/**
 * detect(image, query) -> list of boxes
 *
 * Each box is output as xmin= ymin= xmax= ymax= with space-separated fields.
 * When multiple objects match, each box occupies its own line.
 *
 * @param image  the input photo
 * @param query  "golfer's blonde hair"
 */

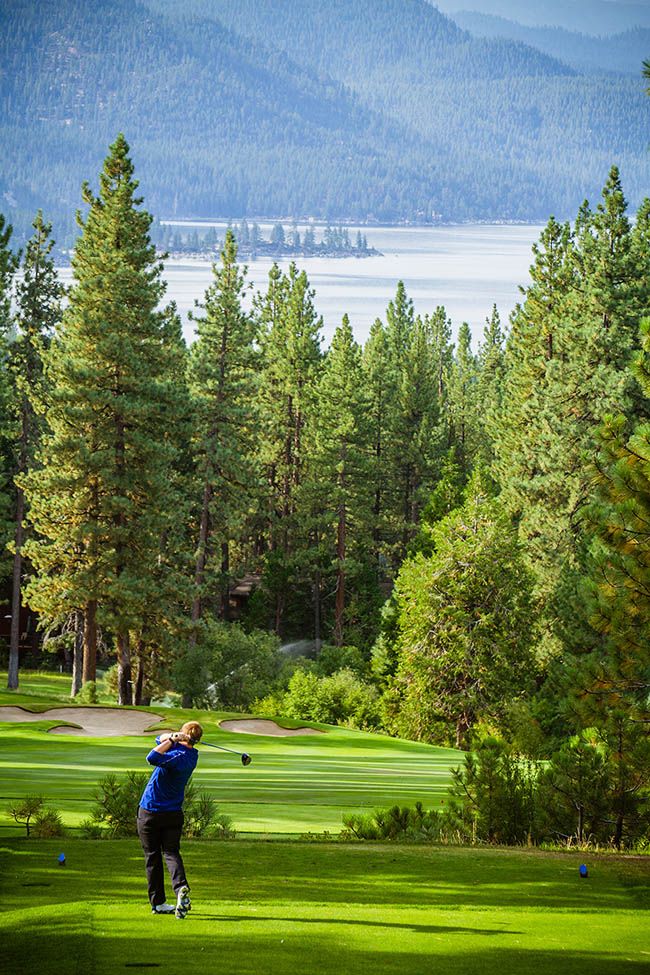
xmin=181 ymin=720 xmax=203 ymax=743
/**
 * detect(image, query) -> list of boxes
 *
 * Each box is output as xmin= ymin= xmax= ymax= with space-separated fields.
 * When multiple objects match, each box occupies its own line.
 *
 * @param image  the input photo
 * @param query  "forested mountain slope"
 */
xmin=148 ymin=0 xmax=649 ymax=216
xmin=1 ymin=0 xmax=648 ymax=244
xmin=453 ymin=12 xmax=650 ymax=75
xmin=0 ymin=0 xmax=455 ymax=244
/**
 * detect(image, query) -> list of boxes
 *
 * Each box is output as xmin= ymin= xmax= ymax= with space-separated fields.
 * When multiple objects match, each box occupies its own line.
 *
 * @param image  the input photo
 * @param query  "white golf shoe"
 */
xmin=151 ymin=903 xmax=175 ymax=914
xmin=175 ymin=885 xmax=191 ymax=919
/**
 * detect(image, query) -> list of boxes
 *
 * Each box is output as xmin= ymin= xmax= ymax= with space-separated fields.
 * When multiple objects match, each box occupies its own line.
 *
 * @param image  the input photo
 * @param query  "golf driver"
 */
xmin=201 ymin=740 xmax=252 ymax=766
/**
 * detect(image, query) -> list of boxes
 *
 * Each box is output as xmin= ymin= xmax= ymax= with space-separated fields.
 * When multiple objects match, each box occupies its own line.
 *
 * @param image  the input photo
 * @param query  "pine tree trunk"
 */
xmin=274 ymin=593 xmax=284 ymax=638
xmin=7 ymin=404 xmax=29 ymax=691
xmin=192 ymin=480 xmax=212 ymax=625
xmin=82 ymin=600 xmax=97 ymax=684
xmin=577 ymin=805 xmax=584 ymax=845
xmin=7 ymin=488 xmax=24 ymax=690
xmin=132 ymin=640 xmax=145 ymax=705
xmin=71 ymin=610 xmax=84 ymax=697
xmin=117 ymin=630 xmax=131 ymax=705
xmin=140 ymin=647 xmax=155 ymax=706
xmin=313 ymin=529 xmax=322 ymax=651
xmin=334 ymin=496 xmax=346 ymax=647
xmin=220 ymin=541 xmax=230 ymax=621
xmin=373 ymin=418 xmax=382 ymax=567
xmin=455 ymin=711 xmax=471 ymax=750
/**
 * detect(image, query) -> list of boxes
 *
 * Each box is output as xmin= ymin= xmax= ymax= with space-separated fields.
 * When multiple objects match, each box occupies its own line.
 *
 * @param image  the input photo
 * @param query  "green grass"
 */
xmin=1 ymin=839 xmax=648 ymax=975
xmin=0 ymin=672 xmax=458 ymax=835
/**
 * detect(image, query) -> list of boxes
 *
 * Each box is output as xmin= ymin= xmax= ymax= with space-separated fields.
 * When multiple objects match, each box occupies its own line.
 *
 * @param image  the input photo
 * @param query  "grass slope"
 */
xmin=0 ymin=673 xmax=458 ymax=835
xmin=1 ymin=839 xmax=648 ymax=975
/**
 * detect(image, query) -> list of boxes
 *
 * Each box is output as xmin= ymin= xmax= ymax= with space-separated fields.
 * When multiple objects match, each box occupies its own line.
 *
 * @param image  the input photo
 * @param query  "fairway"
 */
xmin=1 ymin=839 xmax=648 ymax=975
xmin=0 ymin=674 xmax=458 ymax=835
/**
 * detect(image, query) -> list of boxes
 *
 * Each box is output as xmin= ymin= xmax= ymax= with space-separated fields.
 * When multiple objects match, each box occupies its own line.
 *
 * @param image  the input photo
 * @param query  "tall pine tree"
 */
xmin=6 ymin=212 xmax=62 ymax=690
xmin=23 ymin=135 xmax=182 ymax=702
xmin=255 ymin=263 xmax=322 ymax=634
xmin=187 ymin=229 xmax=258 ymax=634
xmin=303 ymin=315 xmax=373 ymax=646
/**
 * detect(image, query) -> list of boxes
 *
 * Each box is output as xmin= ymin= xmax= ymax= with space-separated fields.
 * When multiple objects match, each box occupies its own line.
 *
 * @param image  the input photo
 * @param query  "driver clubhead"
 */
xmin=241 ymin=753 xmax=252 ymax=766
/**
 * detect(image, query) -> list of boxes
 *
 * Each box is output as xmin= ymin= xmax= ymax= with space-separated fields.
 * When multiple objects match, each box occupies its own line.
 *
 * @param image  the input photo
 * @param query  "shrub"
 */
xmin=259 ymin=667 xmax=381 ymax=730
xmin=32 ymin=807 xmax=65 ymax=838
xmin=86 ymin=772 xmax=149 ymax=837
xmin=536 ymin=733 xmax=613 ymax=845
xmin=341 ymin=802 xmax=444 ymax=841
xmin=184 ymin=784 xmax=235 ymax=839
xmin=83 ymin=772 xmax=233 ymax=839
xmin=101 ymin=665 xmax=120 ymax=700
xmin=9 ymin=795 xmax=65 ymax=838
xmin=172 ymin=617 xmax=283 ymax=709
xmin=315 ymin=644 xmax=367 ymax=678
xmin=74 ymin=680 xmax=98 ymax=704
xmin=446 ymin=737 xmax=539 ymax=844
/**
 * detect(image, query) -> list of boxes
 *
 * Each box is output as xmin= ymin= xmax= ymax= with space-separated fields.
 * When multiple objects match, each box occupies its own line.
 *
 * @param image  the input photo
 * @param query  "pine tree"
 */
xmin=303 ymin=315 xmax=372 ymax=645
xmin=23 ymin=135 xmax=182 ymax=702
xmin=445 ymin=321 xmax=478 ymax=477
xmin=0 ymin=214 xmax=19 ymax=591
xmin=133 ymin=302 xmax=192 ymax=705
xmin=255 ymin=263 xmax=323 ymax=633
xmin=381 ymin=283 xmax=442 ymax=564
xmin=580 ymin=316 xmax=650 ymax=722
xmin=187 ymin=229 xmax=258 ymax=635
xmin=6 ymin=212 xmax=62 ymax=690
xmin=493 ymin=177 xmax=649 ymax=658
xmin=385 ymin=280 xmax=414 ymax=364
xmin=361 ymin=319 xmax=392 ymax=568
xmin=475 ymin=304 xmax=505 ymax=469
xmin=424 ymin=305 xmax=454 ymax=402
xmin=390 ymin=315 xmax=442 ymax=554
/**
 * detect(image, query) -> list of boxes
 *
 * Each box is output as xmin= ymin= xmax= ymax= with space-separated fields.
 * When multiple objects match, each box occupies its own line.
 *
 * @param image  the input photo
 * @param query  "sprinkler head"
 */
xmin=241 ymin=753 xmax=252 ymax=766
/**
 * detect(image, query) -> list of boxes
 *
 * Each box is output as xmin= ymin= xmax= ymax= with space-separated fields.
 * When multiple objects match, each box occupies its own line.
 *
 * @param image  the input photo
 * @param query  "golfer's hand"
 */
xmin=169 ymin=732 xmax=190 ymax=743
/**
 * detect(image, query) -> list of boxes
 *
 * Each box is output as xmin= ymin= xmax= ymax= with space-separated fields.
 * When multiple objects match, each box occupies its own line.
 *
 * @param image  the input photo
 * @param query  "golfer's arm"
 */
xmin=152 ymin=737 xmax=174 ymax=755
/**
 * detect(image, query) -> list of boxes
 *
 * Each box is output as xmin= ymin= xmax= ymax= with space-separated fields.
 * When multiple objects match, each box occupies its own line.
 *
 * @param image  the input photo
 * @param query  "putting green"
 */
xmin=1 ymin=839 xmax=647 ymax=975
xmin=0 ymin=672 xmax=458 ymax=835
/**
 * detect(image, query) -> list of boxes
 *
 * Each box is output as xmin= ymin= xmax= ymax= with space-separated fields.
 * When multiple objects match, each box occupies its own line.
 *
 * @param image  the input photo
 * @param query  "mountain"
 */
xmin=430 ymin=0 xmax=650 ymax=35
xmin=146 ymin=1 xmax=649 ymax=213
xmin=453 ymin=10 xmax=650 ymax=74
xmin=1 ymin=0 xmax=648 ymax=246
xmin=0 ymin=0 xmax=459 ymax=245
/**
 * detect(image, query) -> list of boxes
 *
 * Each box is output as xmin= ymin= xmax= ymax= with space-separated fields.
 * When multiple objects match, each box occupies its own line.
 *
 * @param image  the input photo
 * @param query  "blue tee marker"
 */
xmin=58 ymin=853 xmax=66 ymax=866
xmin=579 ymin=864 xmax=588 ymax=878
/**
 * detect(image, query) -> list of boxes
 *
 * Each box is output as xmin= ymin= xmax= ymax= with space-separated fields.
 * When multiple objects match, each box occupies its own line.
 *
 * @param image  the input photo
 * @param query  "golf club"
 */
xmin=201 ymin=740 xmax=252 ymax=766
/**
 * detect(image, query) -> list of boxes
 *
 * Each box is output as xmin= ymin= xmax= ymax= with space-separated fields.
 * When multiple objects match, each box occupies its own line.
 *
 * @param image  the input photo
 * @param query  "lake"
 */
xmin=61 ymin=222 xmax=545 ymax=347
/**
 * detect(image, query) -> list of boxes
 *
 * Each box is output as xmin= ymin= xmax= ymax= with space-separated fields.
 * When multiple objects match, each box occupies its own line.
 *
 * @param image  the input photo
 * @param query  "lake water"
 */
xmin=61 ymin=222 xmax=545 ymax=347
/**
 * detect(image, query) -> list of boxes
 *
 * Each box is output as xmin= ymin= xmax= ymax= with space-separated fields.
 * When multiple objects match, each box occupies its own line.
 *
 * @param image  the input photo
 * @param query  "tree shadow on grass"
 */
xmin=190 ymin=913 xmax=521 ymax=935
xmin=6 ymin=926 xmax=648 ymax=975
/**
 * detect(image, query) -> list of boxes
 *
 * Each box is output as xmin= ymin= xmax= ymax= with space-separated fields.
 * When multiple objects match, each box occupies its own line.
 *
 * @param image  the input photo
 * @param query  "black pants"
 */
xmin=137 ymin=806 xmax=188 ymax=907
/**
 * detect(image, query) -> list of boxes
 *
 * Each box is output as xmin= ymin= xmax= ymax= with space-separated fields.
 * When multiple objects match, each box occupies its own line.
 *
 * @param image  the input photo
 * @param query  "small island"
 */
xmin=155 ymin=218 xmax=381 ymax=260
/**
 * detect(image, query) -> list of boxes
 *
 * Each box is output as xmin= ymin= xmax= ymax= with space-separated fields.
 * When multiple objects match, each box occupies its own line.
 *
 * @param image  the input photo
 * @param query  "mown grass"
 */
xmin=1 ymin=839 xmax=648 ymax=975
xmin=0 ymin=672 xmax=458 ymax=835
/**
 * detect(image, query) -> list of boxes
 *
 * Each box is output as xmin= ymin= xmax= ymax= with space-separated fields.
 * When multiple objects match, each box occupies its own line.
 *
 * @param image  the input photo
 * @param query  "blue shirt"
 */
xmin=139 ymin=739 xmax=199 ymax=813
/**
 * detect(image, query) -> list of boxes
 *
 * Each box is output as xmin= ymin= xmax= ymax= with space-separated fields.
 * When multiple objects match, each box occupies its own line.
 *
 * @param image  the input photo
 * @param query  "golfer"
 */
xmin=137 ymin=720 xmax=203 ymax=918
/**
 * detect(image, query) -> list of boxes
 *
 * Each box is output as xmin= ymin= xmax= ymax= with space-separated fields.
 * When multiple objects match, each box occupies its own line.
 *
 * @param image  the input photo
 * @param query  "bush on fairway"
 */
xmin=82 ymin=772 xmax=234 ymax=839
xmin=342 ymin=802 xmax=447 ymax=841
xmin=10 ymin=796 xmax=65 ymax=838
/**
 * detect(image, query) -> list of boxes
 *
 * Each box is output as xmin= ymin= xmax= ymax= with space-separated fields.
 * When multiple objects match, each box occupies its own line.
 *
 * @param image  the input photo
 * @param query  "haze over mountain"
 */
xmin=1 ymin=0 xmax=647 ymax=246
xmin=453 ymin=11 xmax=650 ymax=74
xmin=431 ymin=0 xmax=650 ymax=35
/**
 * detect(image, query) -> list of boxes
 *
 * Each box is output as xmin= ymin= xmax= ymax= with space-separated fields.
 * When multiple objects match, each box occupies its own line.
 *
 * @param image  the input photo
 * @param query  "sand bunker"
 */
xmin=0 ymin=706 xmax=162 ymax=737
xmin=219 ymin=718 xmax=323 ymax=737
